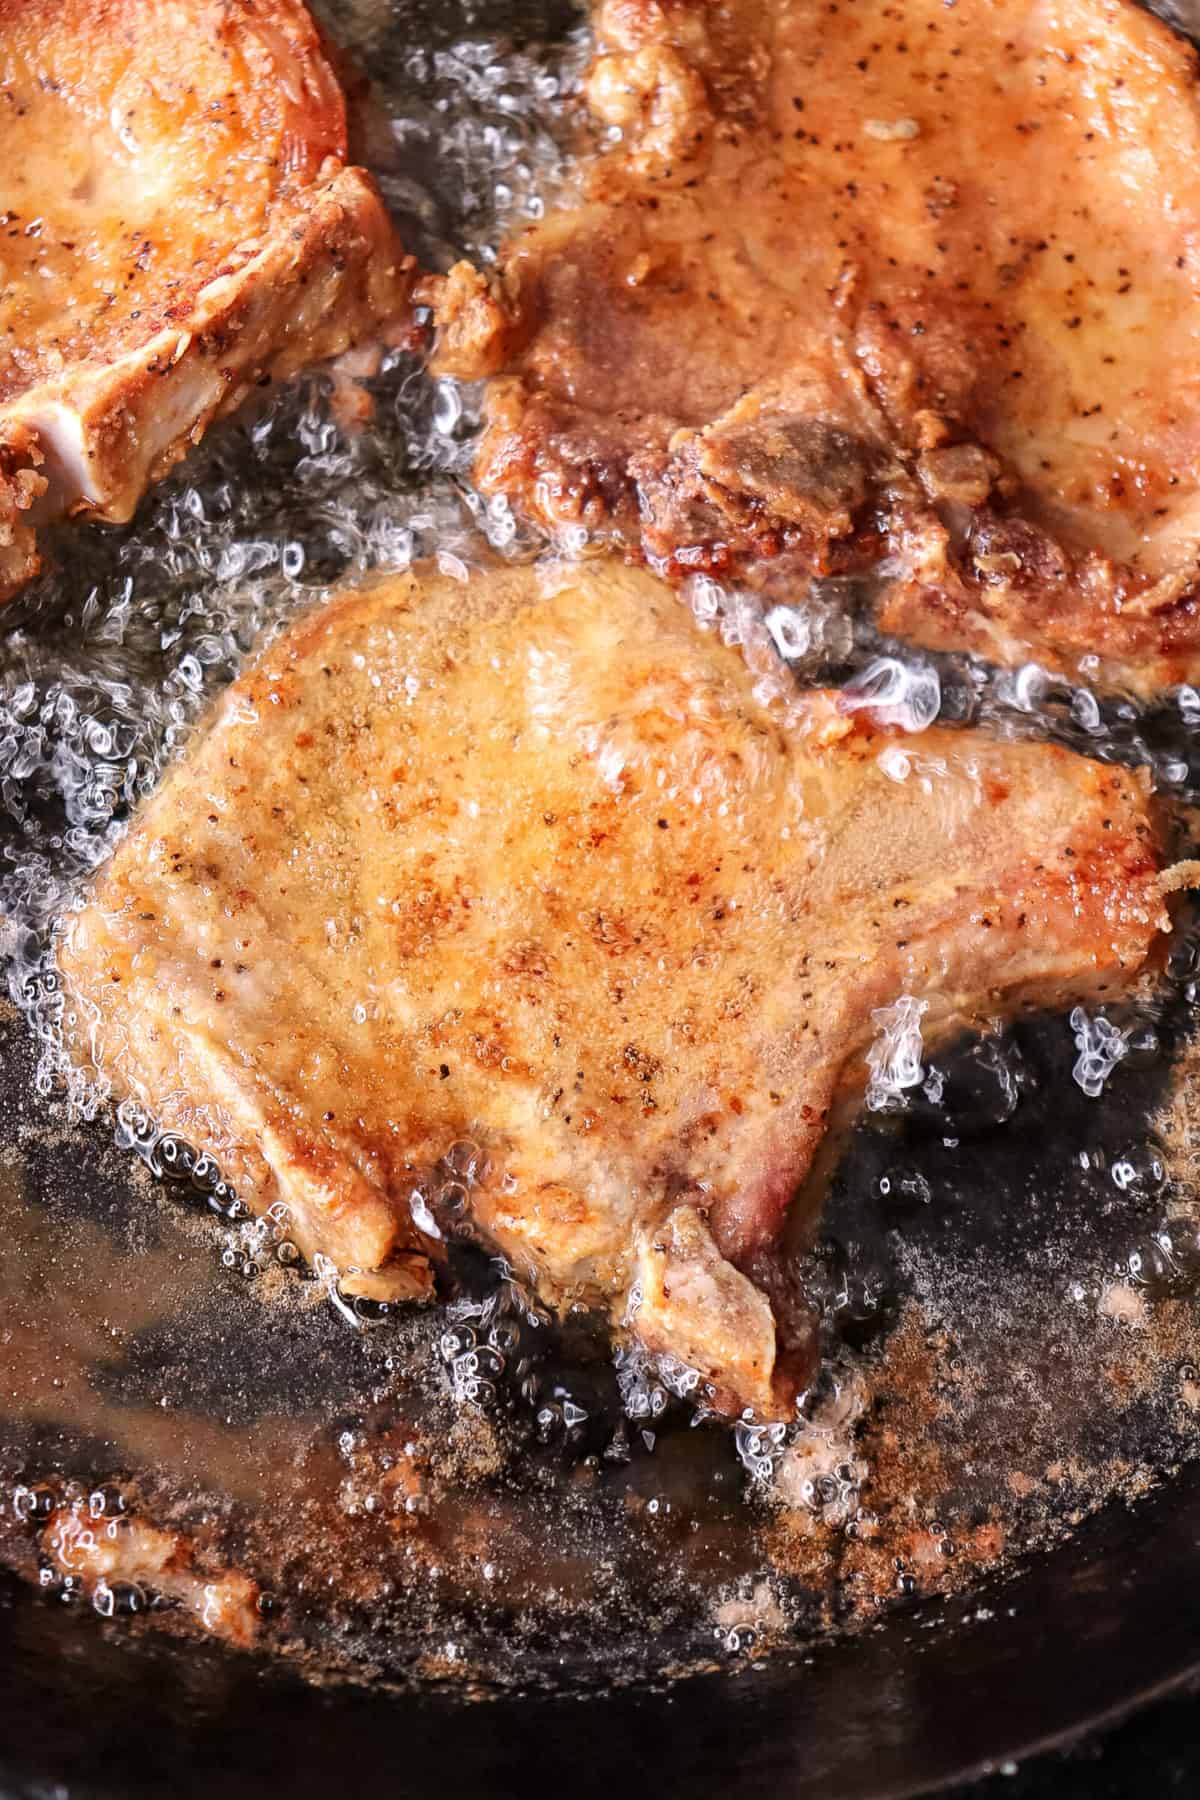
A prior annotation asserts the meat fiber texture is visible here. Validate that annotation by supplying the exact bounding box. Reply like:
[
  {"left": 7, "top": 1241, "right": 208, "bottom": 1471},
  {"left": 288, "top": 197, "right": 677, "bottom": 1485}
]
[
  {"left": 0, "top": 0, "right": 414, "bottom": 599},
  {"left": 59, "top": 559, "right": 1172, "bottom": 1417},
  {"left": 426, "top": 0, "right": 1200, "bottom": 694}
]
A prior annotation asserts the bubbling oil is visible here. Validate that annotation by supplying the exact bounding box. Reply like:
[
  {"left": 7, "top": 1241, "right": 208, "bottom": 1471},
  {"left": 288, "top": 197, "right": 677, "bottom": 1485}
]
[{"left": 1, "top": 0, "right": 1200, "bottom": 1690}]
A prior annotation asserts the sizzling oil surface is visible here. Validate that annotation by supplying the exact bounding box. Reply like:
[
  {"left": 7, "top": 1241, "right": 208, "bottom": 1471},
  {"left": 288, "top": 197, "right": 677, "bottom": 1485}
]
[{"left": 0, "top": 0, "right": 1199, "bottom": 1688}]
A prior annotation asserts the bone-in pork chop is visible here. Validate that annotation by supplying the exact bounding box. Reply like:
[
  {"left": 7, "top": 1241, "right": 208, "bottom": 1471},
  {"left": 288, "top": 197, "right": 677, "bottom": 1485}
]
[
  {"left": 0, "top": 0, "right": 412, "bottom": 600},
  {"left": 58, "top": 560, "right": 1170, "bottom": 1415},
  {"left": 426, "top": 0, "right": 1200, "bottom": 693}
]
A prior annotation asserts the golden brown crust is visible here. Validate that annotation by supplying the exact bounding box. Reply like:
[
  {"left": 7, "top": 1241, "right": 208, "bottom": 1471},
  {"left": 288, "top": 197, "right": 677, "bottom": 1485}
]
[
  {"left": 415, "top": 262, "right": 525, "bottom": 381},
  {"left": 429, "top": 0, "right": 1200, "bottom": 692},
  {"left": 0, "top": 422, "right": 46, "bottom": 593},
  {"left": 59, "top": 559, "right": 1171, "bottom": 1416},
  {"left": 0, "top": 0, "right": 414, "bottom": 597}
]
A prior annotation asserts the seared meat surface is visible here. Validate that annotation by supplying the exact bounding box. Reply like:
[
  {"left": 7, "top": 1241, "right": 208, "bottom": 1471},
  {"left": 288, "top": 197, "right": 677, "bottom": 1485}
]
[
  {"left": 0, "top": 0, "right": 412, "bottom": 601},
  {"left": 59, "top": 561, "right": 1169, "bottom": 1414},
  {"left": 428, "top": 0, "right": 1200, "bottom": 692}
]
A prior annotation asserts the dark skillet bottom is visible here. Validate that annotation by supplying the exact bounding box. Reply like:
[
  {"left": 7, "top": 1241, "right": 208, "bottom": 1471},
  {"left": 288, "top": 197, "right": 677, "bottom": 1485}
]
[{"left": 3, "top": 1458, "right": 1200, "bottom": 1800}]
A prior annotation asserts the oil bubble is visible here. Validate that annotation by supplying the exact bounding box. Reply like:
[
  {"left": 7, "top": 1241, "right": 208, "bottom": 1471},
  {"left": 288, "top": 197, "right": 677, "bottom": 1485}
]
[{"left": 1110, "top": 1142, "right": 1166, "bottom": 1200}]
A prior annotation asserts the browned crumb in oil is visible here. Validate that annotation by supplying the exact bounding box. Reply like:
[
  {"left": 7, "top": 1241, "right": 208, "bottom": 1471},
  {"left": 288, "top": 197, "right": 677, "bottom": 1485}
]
[
  {"left": 762, "top": 1308, "right": 1016, "bottom": 1620},
  {"left": 1154, "top": 1027, "right": 1200, "bottom": 1191},
  {"left": 39, "top": 1494, "right": 260, "bottom": 1649},
  {"left": 765, "top": 1308, "right": 1005, "bottom": 1618},
  {"left": 767, "top": 1256, "right": 1199, "bottom": 1629},
  {"left": 1096, "top": 1289, "right": 1199, "bottom": 1419},
  {"left": 438, "top": 1407, "right": 508, "bottom": 1485}
]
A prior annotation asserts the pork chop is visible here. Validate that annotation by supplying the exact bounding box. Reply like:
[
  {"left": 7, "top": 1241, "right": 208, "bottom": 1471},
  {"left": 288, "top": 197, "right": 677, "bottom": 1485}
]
[
  {"left": 425, "top": 0, "right": 1200, "bottom": 693},
  {"left": 58, "top": 560, "right": 1171, "bottom": 1416},
  {"left": 0, "top": 0, "right": 413, "bottom": 601}
]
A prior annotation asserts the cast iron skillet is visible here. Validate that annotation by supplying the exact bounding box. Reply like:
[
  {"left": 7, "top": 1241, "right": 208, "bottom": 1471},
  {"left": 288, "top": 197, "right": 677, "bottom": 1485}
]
[
  {"left": 2, "top": 1455, "right": 1200, "bottom": 1800},
  {"left": 3, "top": 1, "right": 1200, "bottom": 1792}
]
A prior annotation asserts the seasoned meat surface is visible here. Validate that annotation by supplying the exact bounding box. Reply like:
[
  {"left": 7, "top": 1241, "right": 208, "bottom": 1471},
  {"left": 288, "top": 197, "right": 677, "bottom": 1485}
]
[
  {"left": 59, "top": 561, "right": 1169, "bottom": 1414},
  {"left": 427, "top": 0, "right": 1200, "bottom": 692},
  {"left": 0, "top": 0, "right": 413, "bottom": 600}
]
